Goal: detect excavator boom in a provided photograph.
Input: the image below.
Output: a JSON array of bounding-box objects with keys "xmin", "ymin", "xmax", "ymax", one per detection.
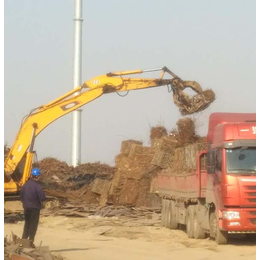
[{"xmin": 4, "ymin": 67, "xmax": 215, "ymax": 194}]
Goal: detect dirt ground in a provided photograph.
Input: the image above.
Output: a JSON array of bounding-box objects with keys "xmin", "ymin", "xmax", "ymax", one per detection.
[{"xmin": 4, "ymin": 203, "xmax": 256, "ymax": 260}]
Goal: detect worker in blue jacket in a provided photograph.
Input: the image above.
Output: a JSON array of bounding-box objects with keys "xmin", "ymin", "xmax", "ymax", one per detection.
[{"xmin": 20, "ymin": 168, "xmax": 46, "ymax": 247}]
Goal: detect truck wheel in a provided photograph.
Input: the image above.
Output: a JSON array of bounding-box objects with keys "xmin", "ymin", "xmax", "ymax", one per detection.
[
  {"xmin": 210, "ymin": 212, "xmax": 228, "ymax": 244},
  {"xmin": 186, "ymin": 205, "xmax": 195, "ymax": 238},
  {"xmin": 170, "ymin": 200, "xmax": 178, "ymax": 229},
  {"xmin": 193, "ymin": 205, "xmax": 205, "ymax": 239}
]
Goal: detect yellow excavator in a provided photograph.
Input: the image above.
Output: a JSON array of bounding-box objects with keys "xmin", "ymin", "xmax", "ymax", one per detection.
[{"xmin": 4, "ymin": 66, "xmax": 215, "ymax": 195}]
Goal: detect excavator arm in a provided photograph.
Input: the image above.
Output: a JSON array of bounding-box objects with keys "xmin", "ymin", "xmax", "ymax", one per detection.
[{"xmin": 4, "ymin": 67, "xmax": 214, "ymax": 194}]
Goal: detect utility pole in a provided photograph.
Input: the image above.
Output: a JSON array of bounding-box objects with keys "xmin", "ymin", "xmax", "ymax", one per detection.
[{"xmin": 71, "ymin": 0, "xmax": 83, "ymax": 166}]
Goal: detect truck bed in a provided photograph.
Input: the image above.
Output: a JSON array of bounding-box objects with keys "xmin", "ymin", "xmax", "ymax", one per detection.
[{"xmin": 155, "ymin": 170, "xmax": 207, "ymax": 199}]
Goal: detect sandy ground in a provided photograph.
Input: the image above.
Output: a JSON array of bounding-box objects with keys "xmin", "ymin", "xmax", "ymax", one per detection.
[{"xmin": 4, "ymin": 212, "xmax": 256, "ymax": 260}]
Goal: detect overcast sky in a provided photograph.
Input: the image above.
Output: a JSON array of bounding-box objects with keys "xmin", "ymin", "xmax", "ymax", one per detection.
[{"xmin": 4, "ymin": 0, "xmax": 256, "ymax": 166}]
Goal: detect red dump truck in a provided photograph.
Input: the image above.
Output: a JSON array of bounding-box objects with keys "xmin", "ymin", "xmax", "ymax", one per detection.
[{"xmin": 155, "ymin": 112, "xmax": 256, "ymax": 244}]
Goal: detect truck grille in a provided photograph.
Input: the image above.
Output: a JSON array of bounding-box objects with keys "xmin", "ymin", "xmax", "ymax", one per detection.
[
  {"xmin": 246, "ymin": 186, "xmax": 256, "ymax": 190},
  {"xmin": 250, "ymin": 219, "xmax": 256, "ymax": 225},
  {"xmin": 244, "ymin": 185, "xmax": 256, "ymax": 204}
]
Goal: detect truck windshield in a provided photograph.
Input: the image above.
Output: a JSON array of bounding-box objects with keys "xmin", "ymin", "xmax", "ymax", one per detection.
[{"xmin": 226, "ymin": 147, "xmax": 256, "ymax": 175}]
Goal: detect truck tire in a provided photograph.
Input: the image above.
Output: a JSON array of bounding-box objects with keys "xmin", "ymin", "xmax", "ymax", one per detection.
[
  {"xmin": 193, "ymin": 205, "xmax": 205, "ymax": 239},
  {"xmin": 186, "ymin": 205, "xmax": 195, "ymax": 238},
  {"xmin": 210, "ymin": 212, "xmax": 228, "ymax": 245},
  {"xmin": 170, "ymin": 200, "xmax": 178, "ymax": 229}
]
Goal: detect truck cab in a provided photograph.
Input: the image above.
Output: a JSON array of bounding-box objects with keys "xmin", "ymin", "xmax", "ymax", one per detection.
[{"xmin": 206, "ymin": 113, "xmax": 256, "ymax": 238}]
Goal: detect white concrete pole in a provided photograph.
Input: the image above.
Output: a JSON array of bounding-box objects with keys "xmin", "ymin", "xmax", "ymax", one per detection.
[{"xmin": 71, "ymin": 0, "xmax": 83, "ymax": 166}]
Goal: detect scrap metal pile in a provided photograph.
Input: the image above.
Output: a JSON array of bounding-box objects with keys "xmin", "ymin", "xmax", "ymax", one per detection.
[{"xmin": 34, "ymin": 117, "xmax": 207, "ymax": 209}]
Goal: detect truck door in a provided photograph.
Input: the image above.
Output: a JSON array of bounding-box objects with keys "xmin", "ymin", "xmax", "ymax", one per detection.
[{"xmin": 206, "ymin": 149, "xmax": 224, "ymax": 209}]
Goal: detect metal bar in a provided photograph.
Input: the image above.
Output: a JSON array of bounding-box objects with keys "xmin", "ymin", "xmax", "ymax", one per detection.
[
  {"xmin": 72, "ymin": 109, "xmax": 82, "ymax": 166},
  {"xmin": 72, "ymin": 0, "xmax": 83, "ymax": 167},
  {"xmin": 28, "ymin": 124, "xmax": 37, "ymax": 152},
  {"xmin": 142, "ymin": 68, "xmax": 163, "ymax": 73},
  {"xmin": 107, "ymin": 69, "xmax": 143, "ymax": 76},
  {"xmin": 162, "ymin": 67, "xmax": 179, "ymax": 78}
]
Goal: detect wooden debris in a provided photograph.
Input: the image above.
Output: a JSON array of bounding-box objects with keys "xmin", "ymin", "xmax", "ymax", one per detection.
[
  {"xmin": 120, "ymin": 140, "xmax": 143, "ymax": 156},
  {"xmin": 99, "ymin": 229, "xmax": 112, "ymax": 236},
  {"xmin": 4, "ymin": 234, "xmax": 65, "ymax": 260}
]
